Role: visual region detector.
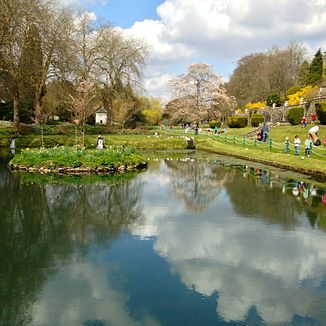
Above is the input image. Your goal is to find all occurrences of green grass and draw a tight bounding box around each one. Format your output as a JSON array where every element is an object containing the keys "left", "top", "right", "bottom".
[
  {"left": 2, "top": 122, "right": 326, "bottom": 177},
  {"left": 10, "top": 145, "right": 146, "bottom": 169}
]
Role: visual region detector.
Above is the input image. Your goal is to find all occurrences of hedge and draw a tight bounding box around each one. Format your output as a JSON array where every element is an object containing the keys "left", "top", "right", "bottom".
[
  {"left": 208, "top": 120, "right": 221, "bottom": 128},
  {"left": 315, "top": 102, "right": 326, "bottom": 125},
  {"left": 227, "top": 116, "right": 248, "bottom": 128},
  {"left": 251, "top": 114, "right": 264, "bottom": 127},
  {"left": 288, "top": 107, "right": 304, "bottom": 125}
]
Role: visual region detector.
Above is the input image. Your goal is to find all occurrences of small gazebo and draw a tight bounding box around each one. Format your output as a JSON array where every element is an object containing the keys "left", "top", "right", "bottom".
[{"left": 95, "top": 107, "right": 107, "bottom": 125}]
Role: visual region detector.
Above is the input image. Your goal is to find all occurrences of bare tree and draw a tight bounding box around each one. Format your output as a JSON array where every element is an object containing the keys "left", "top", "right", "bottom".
[
  {"left": 95, "top": 28, "right": 147, "bottom": 125},
  {"left": 32, "top": 2, "right": 74, "bottom": 123},
  {"left": 227, "top": 43, "right": 307, "bottom": 107},
  {"left": 70, "top": 13, "right": 148, "bottom": 126},
  {"left": 169, "top": 63, "right": 235, "bottom": 123}
]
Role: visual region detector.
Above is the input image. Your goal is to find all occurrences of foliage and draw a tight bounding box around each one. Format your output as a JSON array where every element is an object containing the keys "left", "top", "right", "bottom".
[
  {"left": 208, "top": 120, "right": 221, "bottom": 128},
  {"left": 315, "top": 102, "right": 326, "bottom": 125},
  {"left": 251, "top": 114, "right": 264, "bottom": 127},
  {"left": 266, "top": 93, "right": 283, "bottom": 107},
  {"left": 245, "top": 101, "right": 266, "bottom": 109},
  {"left": 140, "top": 97, "right": 163, "bottom": 125},
  {"left": 287, "top": 86, "right": 319, "bottom": 106},
  {"left": 298, "top": 60, "right": 310, "bottom": 86},
  {"left": 0, "top": 102, "right": 13, "bottom": 121},
  {"left": 227, "top": 116, "right": 248, "bottom": 128},
  {"left": 10, "top": 145, "right": 145, "bottom": 169},
  {"left": 308, "top": 49, "right": 323, "bottom": 85},
  {"left": 286, "top": 86, "right": 302, "bottom": 96},
  {"left": 42, "top": 80, "right": 74, "bottom": 121},
  {"left": 288, "top": 107, "right": 304, "bottom": 125},
  {"left": 109, "top": 83, "right": 144, "bottom": 128}
]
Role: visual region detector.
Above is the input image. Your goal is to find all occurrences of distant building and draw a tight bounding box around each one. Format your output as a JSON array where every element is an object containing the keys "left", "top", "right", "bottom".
[{"left": 95, "top": 107, "right": 107, "bottom": 125}]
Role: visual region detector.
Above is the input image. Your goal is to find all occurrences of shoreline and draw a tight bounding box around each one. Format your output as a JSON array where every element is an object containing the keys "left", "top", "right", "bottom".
[
  {"left": 8, "top": 161, "right": 148, "bottom": 175},
  {"left": 198, "top": 144, "right": 326, "bottom": 182}
]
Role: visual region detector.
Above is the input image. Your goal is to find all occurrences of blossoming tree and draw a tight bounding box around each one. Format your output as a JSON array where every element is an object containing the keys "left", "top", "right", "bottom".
[{"left": 168, "top": 63, "right": 236, "bottom": 123}]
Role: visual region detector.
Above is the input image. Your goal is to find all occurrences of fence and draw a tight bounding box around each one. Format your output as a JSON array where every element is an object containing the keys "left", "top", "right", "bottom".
[{"left": 211, "top": 133, "right": 326, "bottom": 160}]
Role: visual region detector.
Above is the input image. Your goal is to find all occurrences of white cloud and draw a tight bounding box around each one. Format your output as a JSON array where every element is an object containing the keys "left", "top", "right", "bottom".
[
  {"left": 31, "top": 258, "right": 159, "bottom": 326},
  {"left": 122, "top": 0, "right": 326, "bottom": 98},
  {"left": 130, "top": 171, "right": 326, "bottom": 324}
]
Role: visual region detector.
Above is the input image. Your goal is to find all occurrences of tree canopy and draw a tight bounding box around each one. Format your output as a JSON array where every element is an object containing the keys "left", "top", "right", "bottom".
[{"left": 168, "top": 63, "right": 236, "bottom": 123}]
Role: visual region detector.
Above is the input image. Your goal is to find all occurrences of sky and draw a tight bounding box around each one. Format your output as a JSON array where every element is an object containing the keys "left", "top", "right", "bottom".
[{"left": 66, "top": 0, "right": 326, "bottom": 101}]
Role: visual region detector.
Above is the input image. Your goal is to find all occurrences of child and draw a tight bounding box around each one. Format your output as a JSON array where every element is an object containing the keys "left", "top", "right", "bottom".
[
  {"left": 284, "top": 136, "right": 290, "bottom": 153},
  {"left": 301, "top": 116, "right": 307, "bottom": 127},
  {"left": 304, "top": 135, "right": 312, "bottom": 157},
  {"left": 294, "top": 135, "right": 301, "bottom": 156}
]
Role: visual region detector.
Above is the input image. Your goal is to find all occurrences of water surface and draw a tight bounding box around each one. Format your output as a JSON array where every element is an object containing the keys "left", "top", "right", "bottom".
[{"left": 0, "top": 152, "right": 326, "bottom": 326}]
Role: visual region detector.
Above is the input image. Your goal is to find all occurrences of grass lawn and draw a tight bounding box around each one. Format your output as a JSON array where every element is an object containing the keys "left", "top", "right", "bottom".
[{"left": 1, "top": 121, "right": 326, "bottom": 178}]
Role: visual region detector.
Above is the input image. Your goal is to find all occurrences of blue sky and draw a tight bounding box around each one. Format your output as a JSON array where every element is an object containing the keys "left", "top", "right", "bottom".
[
  {"left": 85, "top": 0, "right": 164, "bottom": 28},
  {"left": 74, "top": 0, "right": 326, "bottom": 100}
]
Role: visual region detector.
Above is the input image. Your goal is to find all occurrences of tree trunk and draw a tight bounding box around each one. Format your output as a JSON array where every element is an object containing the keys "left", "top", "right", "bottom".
[
  {"left": 34, "top": 81, "right": 45, "bottom": 124},
  {"left": 34, "top": 97, "right": 42, "bottom": 124},
  {"left": 13, "top": 91, "right": 20, "bottom": 128}
]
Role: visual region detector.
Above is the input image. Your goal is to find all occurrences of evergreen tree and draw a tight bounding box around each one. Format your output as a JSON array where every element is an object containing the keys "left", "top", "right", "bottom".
[
  {"left": 308, "top": 49, "right": 323, "bottom": 85},
  {"left": 298, "top": 60, "right": 310, "bottom": 86}
]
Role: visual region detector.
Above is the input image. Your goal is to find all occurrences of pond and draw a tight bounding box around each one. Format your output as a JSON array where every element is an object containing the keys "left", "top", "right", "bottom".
[{"left": 0, "top": 150, "right": 326, "bottom": 326}]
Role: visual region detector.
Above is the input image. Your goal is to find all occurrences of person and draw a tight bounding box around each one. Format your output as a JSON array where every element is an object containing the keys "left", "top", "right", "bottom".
[
  {"left": 262, "top": 123, "right": 269, "bottom": 142},
  {"left": 294, "top": 135, "right": 301, "bottom": 156},
  {"left": 96, "top": 135, "right": 105, "bottom": 149},
  {"left": 301, "top": 116, "right": 307, "bottom": 127},
  {"left": 308, "top": 124, "right": 320, "bottom": 145},
  {"left": 304, "top": 135, "right": 312, "bottom": 158},
  {"left": 214, "top": 126, "right": 218, "bottom": 134},
  {"left": 310, "top": 112, "right": 317, "bottom": 124},
  {"left": 257, "top": 130, "right": 262, "bottom": 141},
  {"left": 284, "top": 137, "right": 290, "bottom": 153},
  {"left": 323, "top": 137, "right": 326, "bottom": 147}
]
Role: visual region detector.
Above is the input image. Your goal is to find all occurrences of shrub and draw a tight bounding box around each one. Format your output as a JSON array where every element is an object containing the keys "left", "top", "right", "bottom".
[
  {"left": 17, "top": 124, "right": 33, "bottom": 135},
  {"left": 227, "top": 116, "right": 248, "bottom": 128},
  {"left": 286, "top": 86, "right": 301, "bottom": 97},
  {"left": 208, "top": 120, "right": 221, "bottom": 128},
  {"left": 266, "top": 93, "right": 283, "bottom": 107},
  {"left": 315, "top": 102, "right": 326, "bottom": 125},
  {"left": 250, "top": 114, "right": 264, "bottom": 127},
  {"left": 288, "top": 107, "right": 304, "bottom": 125}
]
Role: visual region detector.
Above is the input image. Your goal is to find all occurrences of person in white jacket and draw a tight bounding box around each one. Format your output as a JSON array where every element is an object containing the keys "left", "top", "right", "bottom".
[
  {"left": 308, "top": 125, "right": 320, "bottom": 145},
  {"left": 294, "top": 135, "right": 301, "bottom": 155}
]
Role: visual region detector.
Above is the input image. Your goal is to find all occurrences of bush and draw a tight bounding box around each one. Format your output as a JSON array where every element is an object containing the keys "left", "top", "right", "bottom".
[
  {"left": 227, "top": 116, "right": 248, "bottom": 128},
  {"left": 208, "top": 120, "right": 221, "bottom": 128},
  {"left": 315, "top": 102, "right": 326, "bottom": 125},
  {"left": 286, "top": 86, "right": 301, "bottom": 97},
  {"left": 266, "top": 93, "right": 283, "bottom": 107},
  {"left": 250, "top": 114, "right": 264, "bottom": 127},
  {"left": 288, "top": 107, "right": 304, "bottom": 125}
]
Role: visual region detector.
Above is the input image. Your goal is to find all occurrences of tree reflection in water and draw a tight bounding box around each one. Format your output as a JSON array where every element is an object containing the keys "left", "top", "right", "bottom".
[
  {"left": 0, "top": 167, "right": 143, "bottom": 325},
  {"left": 0, "top": 155, "right": 325, "bottom": 326},
  {"left": 164, "top": 159, "right": 228, "bottom": 212}
]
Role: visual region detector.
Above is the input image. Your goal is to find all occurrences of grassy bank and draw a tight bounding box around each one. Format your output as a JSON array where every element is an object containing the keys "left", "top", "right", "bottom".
[
  {"left": 2, "top": 121, "right": 326, "bottom": 179},
  {"left": 9, "top": 145, "right": 146, "bottom": 172}
]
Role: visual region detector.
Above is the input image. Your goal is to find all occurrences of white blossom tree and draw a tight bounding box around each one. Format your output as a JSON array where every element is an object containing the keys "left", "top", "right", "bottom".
[
  {"left": 68, "top": 78, "right": 99, "bottom": 146},
  {"left": 169, "top": 63, "right": 236, "bottom": 123}
]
